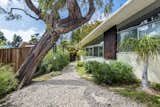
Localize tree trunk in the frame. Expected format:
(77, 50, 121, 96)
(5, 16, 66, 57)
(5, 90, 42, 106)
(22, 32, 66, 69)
(17, 31, 59, 89)
(142, 57, 149, 90)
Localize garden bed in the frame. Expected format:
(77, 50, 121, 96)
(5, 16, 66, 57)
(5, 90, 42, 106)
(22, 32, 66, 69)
(76, 61, 160, 107)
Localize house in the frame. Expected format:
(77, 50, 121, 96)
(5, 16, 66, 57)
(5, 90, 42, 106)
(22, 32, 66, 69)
(78, 0, 160, 83)
(19, 42, 34, 48)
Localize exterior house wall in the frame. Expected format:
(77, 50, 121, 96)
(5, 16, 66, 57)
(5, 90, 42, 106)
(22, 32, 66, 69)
(82, 56, 106, 63)
(83, 20, 160, 83)
(82, 53, 160, 83)
(117, 52, 160, 83)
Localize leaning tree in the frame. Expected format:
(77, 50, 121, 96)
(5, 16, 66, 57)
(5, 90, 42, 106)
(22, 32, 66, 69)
(0, 0, 113, 88)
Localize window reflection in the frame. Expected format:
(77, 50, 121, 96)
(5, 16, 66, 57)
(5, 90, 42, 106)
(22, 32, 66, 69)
(118, 21, 160, 52)
(85, 42, 104, 57)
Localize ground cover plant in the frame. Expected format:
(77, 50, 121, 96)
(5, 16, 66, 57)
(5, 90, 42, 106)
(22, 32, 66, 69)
(0, 65, 18, 99)
(111, 86, 160, 107)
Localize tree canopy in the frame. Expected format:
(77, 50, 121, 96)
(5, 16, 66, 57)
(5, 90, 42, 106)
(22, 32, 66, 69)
(29, 33, 40, 44)
(0, 0, 113, 32)
(11, 34, 23, 48)
(0, 31, 7, 46)
(71, 21, 101, 44)
(0, 31, 6, 41)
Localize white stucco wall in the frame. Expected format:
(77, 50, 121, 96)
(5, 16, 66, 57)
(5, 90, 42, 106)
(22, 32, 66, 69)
(82, 56, 106, 63)
(117, 52, 160, 83)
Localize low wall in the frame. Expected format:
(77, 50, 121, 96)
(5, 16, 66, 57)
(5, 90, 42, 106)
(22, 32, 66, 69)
(82, 56, 106, 63)
(117, 52, 160, 83)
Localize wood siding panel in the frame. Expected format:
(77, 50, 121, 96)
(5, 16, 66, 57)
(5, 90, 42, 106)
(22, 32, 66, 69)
(104, 26, 117, 59)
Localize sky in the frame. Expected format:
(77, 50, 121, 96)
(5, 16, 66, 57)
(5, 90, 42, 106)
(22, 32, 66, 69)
(0, 0, 126, 42)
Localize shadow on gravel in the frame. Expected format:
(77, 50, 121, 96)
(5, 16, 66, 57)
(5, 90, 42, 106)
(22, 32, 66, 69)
(33, 79, 88, 86)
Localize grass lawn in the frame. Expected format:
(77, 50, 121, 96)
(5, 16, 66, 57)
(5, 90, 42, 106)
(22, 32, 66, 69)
(76, 66, 160, 107)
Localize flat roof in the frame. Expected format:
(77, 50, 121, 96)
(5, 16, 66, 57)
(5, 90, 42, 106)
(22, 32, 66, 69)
(77, 0, 156, 48)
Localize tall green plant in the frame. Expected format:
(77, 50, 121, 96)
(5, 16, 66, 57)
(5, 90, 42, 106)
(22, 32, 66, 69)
(120, 36, 160, 90)
(36, 47, 70, 76)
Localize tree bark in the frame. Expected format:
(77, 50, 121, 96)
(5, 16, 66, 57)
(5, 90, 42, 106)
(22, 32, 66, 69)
(16, 0, 96, 89)
(17, 31, 59, 89)
(142, 57, 149, 90)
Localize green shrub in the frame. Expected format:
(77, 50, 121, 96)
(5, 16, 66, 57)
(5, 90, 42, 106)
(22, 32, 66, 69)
(151, 83, 160, 92)
(84, 61, 137, 85)
(92, 63, 111, 84)
(84, 61, 100, 74)
(36, 48, 70, 75)
(109, 61, 137, 85)
(0, 65, 18, 98)
(77, 61, 84, 67)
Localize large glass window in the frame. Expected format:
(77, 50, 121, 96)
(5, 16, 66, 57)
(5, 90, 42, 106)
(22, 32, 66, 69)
(86, 48, 89, 56)
(138, 22, 160, 38)
(118, 20, 160, 52)
(85, 42, 104, 57)
(94, 47, 98, 56)
(99, 47, 103, 57)
(118, 28, 138, 43)
(88, 48, 92, 56)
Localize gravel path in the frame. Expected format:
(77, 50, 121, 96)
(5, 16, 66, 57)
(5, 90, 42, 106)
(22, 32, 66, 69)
(1, 63, 146, 107)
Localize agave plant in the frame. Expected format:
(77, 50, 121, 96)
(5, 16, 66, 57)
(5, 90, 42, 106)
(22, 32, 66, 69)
(120, 36, 160, 90)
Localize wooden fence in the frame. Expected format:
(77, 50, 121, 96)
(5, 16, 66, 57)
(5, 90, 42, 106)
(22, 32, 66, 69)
(0, 47, 32, 72)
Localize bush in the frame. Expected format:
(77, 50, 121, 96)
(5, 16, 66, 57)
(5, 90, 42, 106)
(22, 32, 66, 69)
(92, 63, 111, 84)
(109, 61, 137, 85)
(152, 83, 160, 92)
(0, 65, 18, 98)
(77, 61, 84, 67)
(36, 48, 70, 75)
(84, 61, 137, 85)
(84, 61, 100, 74)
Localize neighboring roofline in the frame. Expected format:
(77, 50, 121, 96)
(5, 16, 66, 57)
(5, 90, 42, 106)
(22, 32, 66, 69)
(77, 0, 156, 48)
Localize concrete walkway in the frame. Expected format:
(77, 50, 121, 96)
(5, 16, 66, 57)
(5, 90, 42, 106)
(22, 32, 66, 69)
(4, 63, 146, 107)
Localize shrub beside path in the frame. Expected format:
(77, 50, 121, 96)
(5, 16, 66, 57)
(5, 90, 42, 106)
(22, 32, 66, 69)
(2, 63, 146, 107)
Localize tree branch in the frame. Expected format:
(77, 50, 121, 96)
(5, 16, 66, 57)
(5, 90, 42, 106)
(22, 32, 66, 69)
(85, 0, 95, 19)
(0, 6, 40, 20)
(55, 0, 95, 34)
(0, 7, 7, 13)
(25, 0, 42, 19)
(51, 0, 66, 24)
(67, 0, 82, 19)
(9, 8, 39, 20)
